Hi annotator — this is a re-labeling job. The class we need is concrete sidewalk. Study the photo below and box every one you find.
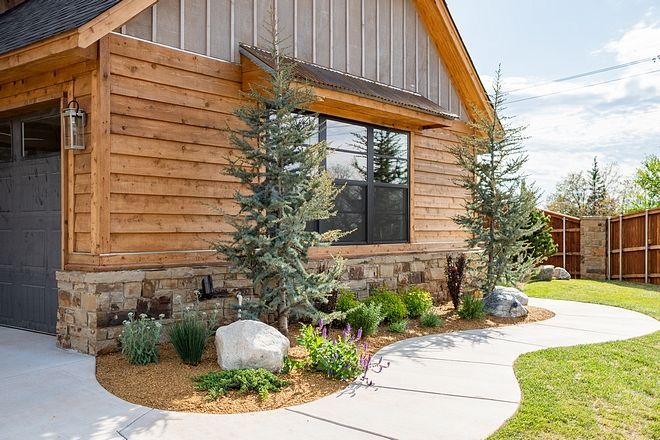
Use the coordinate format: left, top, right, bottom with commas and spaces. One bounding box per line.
1, 298, 658, 440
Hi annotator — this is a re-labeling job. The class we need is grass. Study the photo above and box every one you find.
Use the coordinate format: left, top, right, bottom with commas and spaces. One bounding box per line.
524, 279, 660, 320
491, 279, 660, 440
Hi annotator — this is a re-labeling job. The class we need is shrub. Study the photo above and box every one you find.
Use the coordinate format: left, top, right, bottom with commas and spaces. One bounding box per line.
168, 301, 218, 365
388, 320, 408, 333
296, 323, 364, 380
420, 311, 443, 327
401, 287, 433, 318
445, 254, 467, 310
193, 368, 288, 400
119, 312, 164, 365
457, 294, 485, 320
335, 289, 360, 313
346, 302, 384, 336
365, 288, 408, 323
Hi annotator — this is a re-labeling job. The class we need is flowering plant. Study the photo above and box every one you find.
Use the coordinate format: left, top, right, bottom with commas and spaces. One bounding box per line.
119, 312, 164, 365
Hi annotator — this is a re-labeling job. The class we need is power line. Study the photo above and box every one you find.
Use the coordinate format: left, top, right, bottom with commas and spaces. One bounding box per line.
508, 67, 660, 104
506, 53, 660, 94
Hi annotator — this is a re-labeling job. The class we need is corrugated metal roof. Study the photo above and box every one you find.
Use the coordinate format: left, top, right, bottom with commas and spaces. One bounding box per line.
240, 44, 458, 120
0, 0, 120, 56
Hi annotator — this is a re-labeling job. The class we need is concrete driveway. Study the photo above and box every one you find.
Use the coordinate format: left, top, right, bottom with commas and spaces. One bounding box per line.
1, 298, 658, 440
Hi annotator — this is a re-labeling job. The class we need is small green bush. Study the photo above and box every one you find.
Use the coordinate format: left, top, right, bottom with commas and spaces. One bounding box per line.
365, 288, 408, 323
193, 368, 288, 400
420, 311, 443, 327
346, 302, 384, 336
388, 320, 408, 333
296, 323, 364, 380
335, 290, 360, 313
401, 287, 433, 318
458, 294, 485, 320
168, 303, 218, 365
119, 312, 164, 365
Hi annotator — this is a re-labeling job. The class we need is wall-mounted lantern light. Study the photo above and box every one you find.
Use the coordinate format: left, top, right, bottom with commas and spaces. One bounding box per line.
62, 99, 86, 150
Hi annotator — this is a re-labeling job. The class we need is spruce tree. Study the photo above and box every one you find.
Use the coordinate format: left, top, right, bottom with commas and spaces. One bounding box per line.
450, 68, 545, 294
215, 16, 344, 335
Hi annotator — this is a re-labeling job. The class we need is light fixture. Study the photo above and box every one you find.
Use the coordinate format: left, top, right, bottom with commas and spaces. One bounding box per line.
62, 99, 86, 150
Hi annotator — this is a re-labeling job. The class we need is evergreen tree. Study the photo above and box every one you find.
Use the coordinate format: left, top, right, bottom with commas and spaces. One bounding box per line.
450, 68, 545, 294
586, 157, 608, 213
524, 209, 558, 262
215, 15, 344, 335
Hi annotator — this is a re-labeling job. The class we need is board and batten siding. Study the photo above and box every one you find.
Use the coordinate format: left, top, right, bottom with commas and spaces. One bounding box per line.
119, 0, 467, 118
102, 33, 469, 268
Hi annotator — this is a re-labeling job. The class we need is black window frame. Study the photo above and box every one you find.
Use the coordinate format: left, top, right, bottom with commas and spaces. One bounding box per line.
314, 115, 410, 245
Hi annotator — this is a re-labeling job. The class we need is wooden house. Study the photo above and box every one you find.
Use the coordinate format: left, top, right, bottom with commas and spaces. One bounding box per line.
0, 0, 491, 353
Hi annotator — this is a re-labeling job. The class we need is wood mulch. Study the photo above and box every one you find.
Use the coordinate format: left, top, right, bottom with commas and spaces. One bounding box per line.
96, 303, 554, 414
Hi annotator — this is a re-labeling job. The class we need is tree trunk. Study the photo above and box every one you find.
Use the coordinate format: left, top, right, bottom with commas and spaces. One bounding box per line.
278, 311, 289, 337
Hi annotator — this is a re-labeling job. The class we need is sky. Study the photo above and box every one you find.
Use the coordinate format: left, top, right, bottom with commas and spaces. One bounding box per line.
446, 0, 660, 205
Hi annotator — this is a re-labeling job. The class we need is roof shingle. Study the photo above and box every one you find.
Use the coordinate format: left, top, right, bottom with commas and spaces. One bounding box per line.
0, 0, 120, 56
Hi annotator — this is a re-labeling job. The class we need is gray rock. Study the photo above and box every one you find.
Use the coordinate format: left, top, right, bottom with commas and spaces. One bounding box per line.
492, 286, 529, 306
533, 265, 555, 281
553, 267, 571, 280
215, 320, 289, 372
483, 292, 528, 318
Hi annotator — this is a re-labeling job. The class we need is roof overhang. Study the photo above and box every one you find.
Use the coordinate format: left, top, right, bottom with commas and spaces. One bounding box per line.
240, 45, 458, 130
0, 0, 156, 73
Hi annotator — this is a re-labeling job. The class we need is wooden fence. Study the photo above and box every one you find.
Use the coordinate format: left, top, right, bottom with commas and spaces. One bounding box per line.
608, 208, 660, 285
540, 210, 581, 279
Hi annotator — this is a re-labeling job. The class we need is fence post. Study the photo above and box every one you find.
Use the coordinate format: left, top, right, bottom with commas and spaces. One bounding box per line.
607, 216, 611, 280
562, 216, 566, 269
645, 209, 649, 284
619, 214, 623, 281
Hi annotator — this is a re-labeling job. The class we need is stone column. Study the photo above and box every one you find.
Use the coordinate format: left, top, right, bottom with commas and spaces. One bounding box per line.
580, 216, 608, 280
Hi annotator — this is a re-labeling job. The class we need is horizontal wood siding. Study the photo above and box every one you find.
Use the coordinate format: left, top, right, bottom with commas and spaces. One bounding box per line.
101, 34, 470, 268
108, 35, 241, 255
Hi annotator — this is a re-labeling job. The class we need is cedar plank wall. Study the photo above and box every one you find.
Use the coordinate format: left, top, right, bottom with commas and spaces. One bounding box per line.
101, 33, 469, 269
0, 48, 98, 267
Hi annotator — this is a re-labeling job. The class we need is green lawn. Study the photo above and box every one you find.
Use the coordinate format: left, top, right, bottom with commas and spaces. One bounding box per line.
490, 279, 660, 440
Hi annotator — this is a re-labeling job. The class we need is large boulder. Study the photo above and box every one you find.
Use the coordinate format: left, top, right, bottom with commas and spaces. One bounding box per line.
553, 267, 571, 280
215, 320, 289, 372
483, 292, 528, 318
492, 286, 529, 306
533, 265, 555, 281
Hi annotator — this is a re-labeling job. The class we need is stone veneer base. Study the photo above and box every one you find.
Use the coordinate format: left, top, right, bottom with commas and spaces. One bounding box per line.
56, 251, 467, 355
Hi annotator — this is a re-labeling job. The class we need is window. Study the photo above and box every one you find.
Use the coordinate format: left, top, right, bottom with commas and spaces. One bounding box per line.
0, 121, 10, 163
0, 108, 60, 163
312, 116, 410, 244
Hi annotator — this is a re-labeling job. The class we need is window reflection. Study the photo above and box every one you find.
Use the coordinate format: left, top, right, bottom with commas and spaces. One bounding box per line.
0, 121, 10, 162
23, 115, 60, 158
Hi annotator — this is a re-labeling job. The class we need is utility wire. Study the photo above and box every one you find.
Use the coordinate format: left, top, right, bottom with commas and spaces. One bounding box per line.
508, 67, 660, 104
506, 53, 660, 94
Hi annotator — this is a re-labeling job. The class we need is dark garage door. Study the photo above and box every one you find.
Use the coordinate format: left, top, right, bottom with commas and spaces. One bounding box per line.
0, 107, 61, 334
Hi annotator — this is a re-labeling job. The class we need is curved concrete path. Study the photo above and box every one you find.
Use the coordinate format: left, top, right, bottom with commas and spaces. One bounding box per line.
1, 298, 658, 440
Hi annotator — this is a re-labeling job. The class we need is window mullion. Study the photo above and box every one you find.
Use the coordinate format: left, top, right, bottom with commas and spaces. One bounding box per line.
367, 125, 374, 244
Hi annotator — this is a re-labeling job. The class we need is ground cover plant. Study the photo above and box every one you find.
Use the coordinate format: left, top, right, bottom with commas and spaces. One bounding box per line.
491, 280, 660, 439
457, 294, 485, 320
420, 311, 443, 327
194, 369, 288, 401
388, 320, 408, 333
119, 312, 164, 365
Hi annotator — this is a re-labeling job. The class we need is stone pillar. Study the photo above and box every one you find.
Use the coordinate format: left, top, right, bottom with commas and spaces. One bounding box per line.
580, 216, 608, 280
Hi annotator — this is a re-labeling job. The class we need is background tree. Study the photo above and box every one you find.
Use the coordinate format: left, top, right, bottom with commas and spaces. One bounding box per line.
215, 18, 344, 335
546, 157, 619, 216
628, 154, 660, 212
450, 67, 545, 294
524, 209, 558, 262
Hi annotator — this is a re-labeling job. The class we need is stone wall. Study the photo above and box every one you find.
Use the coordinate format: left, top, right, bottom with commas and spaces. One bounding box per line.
579, 216, 608, 280
56, 250, 471, 355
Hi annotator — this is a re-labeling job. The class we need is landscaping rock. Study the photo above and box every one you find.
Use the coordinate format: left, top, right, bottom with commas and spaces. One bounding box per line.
483, 292, 528, 318
533, 265, 555, 281
553, 267, 571, 280
215, 320, 289, 372
492, 286, 529, 306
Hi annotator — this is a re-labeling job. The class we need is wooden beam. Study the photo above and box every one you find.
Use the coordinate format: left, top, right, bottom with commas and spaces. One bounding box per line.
0, 31, 79, 71
77, 0, 158, 48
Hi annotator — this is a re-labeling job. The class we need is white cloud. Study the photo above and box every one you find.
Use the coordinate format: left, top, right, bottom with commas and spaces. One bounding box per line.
492, 20, 660, 204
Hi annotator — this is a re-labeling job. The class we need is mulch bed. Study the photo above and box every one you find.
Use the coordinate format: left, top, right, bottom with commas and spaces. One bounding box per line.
96, 303, 554, 414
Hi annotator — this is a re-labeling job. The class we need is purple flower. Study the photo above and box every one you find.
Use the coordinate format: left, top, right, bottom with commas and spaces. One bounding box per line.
321, 326, 328, 339
318, 318, 324, 329
356, 328, 363, 340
